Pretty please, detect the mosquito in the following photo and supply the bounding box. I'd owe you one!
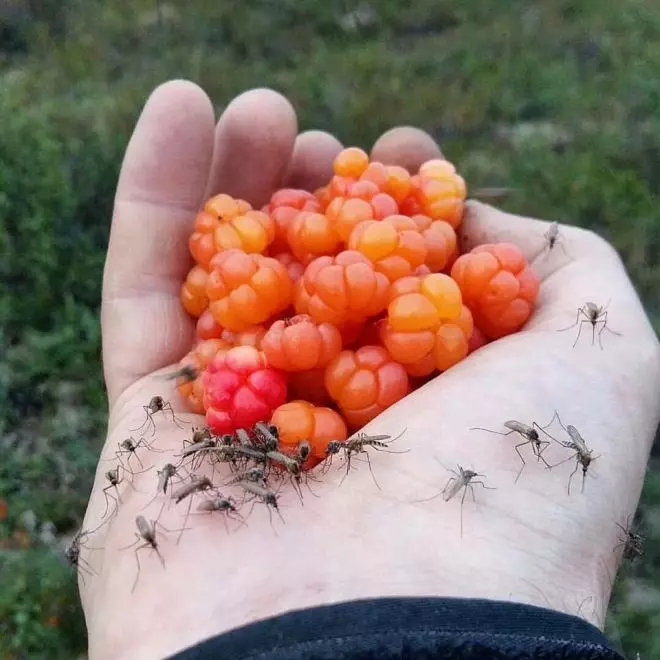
[131,396,184,436]
[331,430,408,489]
[266,450,305,502]
[253,422,279,452]
[171,475,215,542]
[546,417,599,494]
[470,418,554,482]
[196,495,244,532]
[411,462,495,538]
[141,462,188,514]
[102,436,159,475]
[65,528,97,584]
[162,365,198,383]
[98,467,124,523]
[240,481,285,529]
[541,222,570,259]
[558,301,622,350]
[614,516,645,562]
[223,466,267,488]
[119,516,167,593]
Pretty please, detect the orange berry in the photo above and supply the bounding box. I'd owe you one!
[288,211,341,261]
[370,193,399,220]
[325,345,410,428]
[181,265,210,318]
[190,194,275,264]
[349,215,427,282]
[206,249,293,332]
[387,273,463,332]
[328,175,356,199]
[411,160,466,228]
[381,303,472,376]
[177,338,232,413]
[266,189,322,253]
[411,215,457,272]
[271,400,348,466]
[196,309,224,339]
[326,197,374,242]
[348,179,380,200]
[273,252,305,283]
[188,212,218,269]
[220,325,267,350]
[384,166,412,204]
[315,185,332,210]
[261,314,342,371]
[359,161,389,189]
[295,250,390,326]
[333,147,369,178]
[450,243,540,339]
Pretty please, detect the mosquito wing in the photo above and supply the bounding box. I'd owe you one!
[566,425,589,454]
[504,420,533,438]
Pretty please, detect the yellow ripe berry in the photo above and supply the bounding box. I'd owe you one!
[333,147,370,178]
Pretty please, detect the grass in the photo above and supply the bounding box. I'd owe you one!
[0,0,659,656]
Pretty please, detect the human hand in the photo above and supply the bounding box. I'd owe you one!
[82,80,660,660]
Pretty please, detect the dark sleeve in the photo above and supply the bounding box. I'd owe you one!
[167,597,624,659]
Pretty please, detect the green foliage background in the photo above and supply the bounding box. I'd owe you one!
[0,0,658,657]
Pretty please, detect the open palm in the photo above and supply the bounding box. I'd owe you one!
[81,82,660,660]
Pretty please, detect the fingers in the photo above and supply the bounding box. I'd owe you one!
[284,130,343,191]
[103,80,215,407]
[371,126,442,171]
[204,88,298,206]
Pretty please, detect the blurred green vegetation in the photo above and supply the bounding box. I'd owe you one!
[0,0,659,656]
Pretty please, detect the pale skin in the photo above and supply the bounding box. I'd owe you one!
[82,80,660,660]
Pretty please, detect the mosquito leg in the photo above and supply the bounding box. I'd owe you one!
[163,402,185,429]
[131,544,148,593]
[567,461,579,496]
[118,533,143,552]
[470,427,516,436]
[558,307,582,333]
[459,485,468,539]
[573,318,588,348]
[512,442,528,483]
[363,451,382,490]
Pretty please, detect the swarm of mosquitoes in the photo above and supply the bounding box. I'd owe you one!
[66,221,644,597]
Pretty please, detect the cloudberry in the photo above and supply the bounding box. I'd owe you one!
[349,215,427,282]
[387,273,463,332]
[326,197,374,242]
[295,250,390,326]
[288,211,341,262]
[181,265,210,318]
[451,243,540,339]
[271,400,347,467]
[196,309,223,340]
[384,166,412,204]
[189,194,274,267]
[202,345,287,435]
[261,314,342,371]
[325,345,410,428]
[206,249,293,332]
[265,188,322,253]
[381,304,473,377]
[333,147,369,178]
[177,338,232,413]
[411,159,466,228]
[411,215,457,273]
[273,252,305,283]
